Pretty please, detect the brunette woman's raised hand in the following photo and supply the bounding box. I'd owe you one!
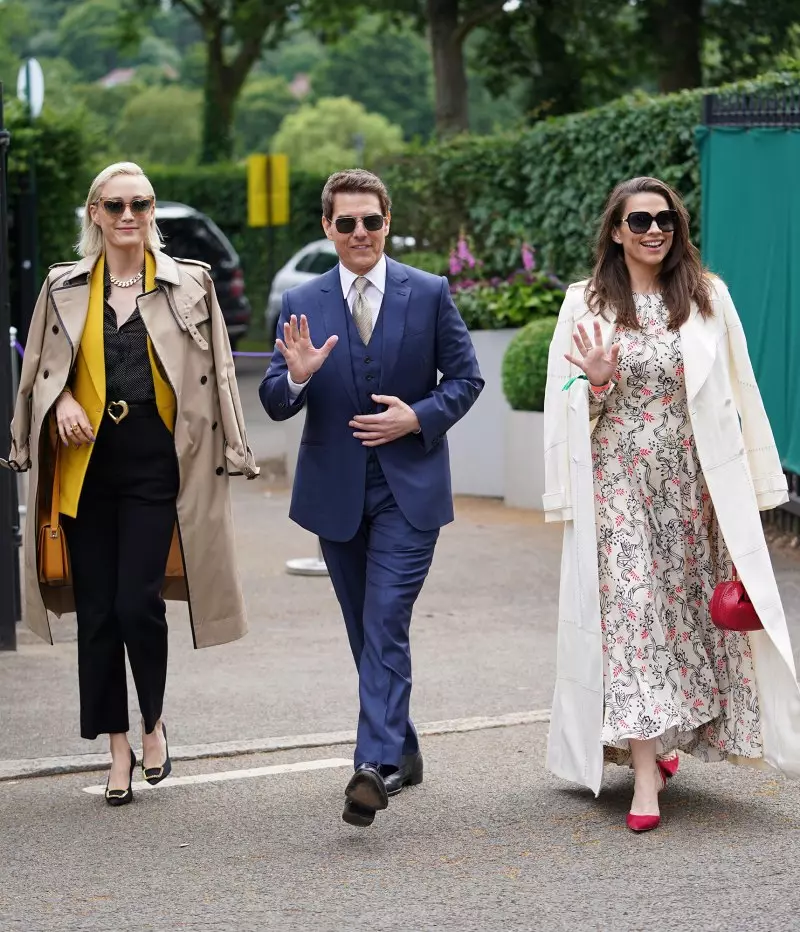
[564,320,621,387]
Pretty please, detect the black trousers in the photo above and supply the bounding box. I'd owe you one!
[63,407,179,740]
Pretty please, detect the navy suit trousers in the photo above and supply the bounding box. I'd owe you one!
[319,454,438,769]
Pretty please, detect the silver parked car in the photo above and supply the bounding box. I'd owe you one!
[264,239,339,340]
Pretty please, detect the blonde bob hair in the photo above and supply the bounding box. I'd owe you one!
[77,161,163,257]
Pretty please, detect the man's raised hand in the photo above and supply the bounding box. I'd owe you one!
[275,314,338,384]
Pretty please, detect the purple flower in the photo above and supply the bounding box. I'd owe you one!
[456,235,477,268]
[449,252,462,276]
[521,242,536,272]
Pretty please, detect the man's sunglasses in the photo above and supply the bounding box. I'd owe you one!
[333,214,385,234]
[622,209,679,235]
[95,197,155,217]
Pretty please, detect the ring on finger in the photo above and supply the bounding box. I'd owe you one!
[70,424,79,432]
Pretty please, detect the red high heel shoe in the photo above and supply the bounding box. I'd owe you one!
[657,754,679,782]
[626,812,660,832]
[626,765,667,832]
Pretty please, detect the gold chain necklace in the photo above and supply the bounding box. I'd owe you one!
[108,269,144,288]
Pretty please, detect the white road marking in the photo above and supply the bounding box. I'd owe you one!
[82,756,352,795]
[1,709,551,782]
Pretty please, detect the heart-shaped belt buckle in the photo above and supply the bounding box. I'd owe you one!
[107,400,129,424]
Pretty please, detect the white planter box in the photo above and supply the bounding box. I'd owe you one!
[448,328,519,498]
[504,410,545,510]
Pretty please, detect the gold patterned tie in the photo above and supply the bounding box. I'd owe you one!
[353,276,373,345]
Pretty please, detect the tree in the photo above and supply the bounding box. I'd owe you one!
[271,97,404,175]
[57,0,132,82]
[114,85,202,166]
[309,16,435,140]
[124,0,291,164]
[233,74,298,157]
[473,0,648,119]
[305,0,512,136]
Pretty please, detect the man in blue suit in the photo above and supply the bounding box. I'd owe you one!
[259,169,483,827]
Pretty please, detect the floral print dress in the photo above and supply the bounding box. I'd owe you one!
[591,293,762,764]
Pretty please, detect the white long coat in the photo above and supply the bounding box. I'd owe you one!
[542,277,800,795]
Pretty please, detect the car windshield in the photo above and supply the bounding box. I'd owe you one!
[158,216,230,265]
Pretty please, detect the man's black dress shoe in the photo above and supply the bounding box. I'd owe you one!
[382,751,424,797]
[342,763,388,826]
[342,799,376,827]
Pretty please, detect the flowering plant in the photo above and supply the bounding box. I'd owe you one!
[446,236,566,330]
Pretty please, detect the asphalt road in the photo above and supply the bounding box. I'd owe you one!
[3,726,800,932]
[3,360,800,931]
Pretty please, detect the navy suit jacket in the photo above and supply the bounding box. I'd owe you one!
[259,257,484,541]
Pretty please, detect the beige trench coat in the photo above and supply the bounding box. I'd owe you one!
[543,277,800,795]
[7,250,259,649]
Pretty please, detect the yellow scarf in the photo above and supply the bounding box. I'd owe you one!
[59,251,176,517]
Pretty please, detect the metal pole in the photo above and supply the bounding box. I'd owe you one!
[0,83,18,649]
[17,65,38,346]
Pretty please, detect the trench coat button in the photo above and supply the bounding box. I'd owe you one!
[724,397,732,406]
[52,325,59,335]
[212,421,218,431]
[43,370,49,379]
[216,466,224,476]
[200,375,208,385]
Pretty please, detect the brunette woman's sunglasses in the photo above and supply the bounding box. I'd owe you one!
[622,210,678,235]
[333,214,385,234]
[96,197,154,217]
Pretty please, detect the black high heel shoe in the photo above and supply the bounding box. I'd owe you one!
[142,723,172,786]
[105,747,136,807]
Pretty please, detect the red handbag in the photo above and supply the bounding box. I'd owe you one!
[710,568,762,633]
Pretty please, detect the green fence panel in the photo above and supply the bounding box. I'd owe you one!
[697,125,800,474]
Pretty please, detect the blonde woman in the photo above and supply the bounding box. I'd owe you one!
[8,162,258,805]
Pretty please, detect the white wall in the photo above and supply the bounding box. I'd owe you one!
[447,329,519,498]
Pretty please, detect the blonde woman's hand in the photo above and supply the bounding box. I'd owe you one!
[55,391,95,448]
[564,320,621,387]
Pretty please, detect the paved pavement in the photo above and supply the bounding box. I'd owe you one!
[3,359,800,931]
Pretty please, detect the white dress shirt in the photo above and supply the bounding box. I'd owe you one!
[287,255,386,396]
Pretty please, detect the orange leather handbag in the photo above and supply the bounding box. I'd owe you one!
[38,444,70,586]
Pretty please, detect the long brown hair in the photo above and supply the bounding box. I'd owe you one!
[586,176,712,329]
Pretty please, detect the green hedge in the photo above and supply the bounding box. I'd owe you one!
[6,102,97,327]
[380,70,800,284]
[501,317,558,412]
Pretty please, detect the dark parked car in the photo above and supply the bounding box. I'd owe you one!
[75,201,251,349]
[156,202,251,349]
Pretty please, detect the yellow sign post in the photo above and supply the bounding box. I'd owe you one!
[247,153,289,228]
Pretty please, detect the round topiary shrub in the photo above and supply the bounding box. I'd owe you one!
[501,316,558,412]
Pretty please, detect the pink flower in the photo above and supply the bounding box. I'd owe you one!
[449,253,462,276]
[521,242,536,272]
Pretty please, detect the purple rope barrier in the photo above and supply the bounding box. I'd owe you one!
[11,338,271,361]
